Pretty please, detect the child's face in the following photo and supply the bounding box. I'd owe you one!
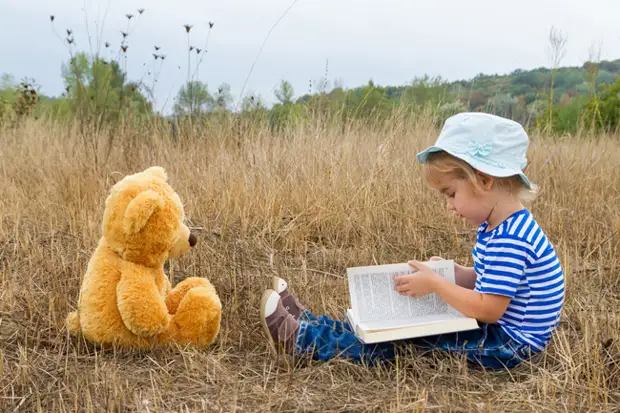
[435,176,493,226]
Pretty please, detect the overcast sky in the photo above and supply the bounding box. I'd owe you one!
[1,0,619,113]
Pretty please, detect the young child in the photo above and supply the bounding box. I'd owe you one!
[260,112,565,370]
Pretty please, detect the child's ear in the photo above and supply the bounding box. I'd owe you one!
[476,171,494,191]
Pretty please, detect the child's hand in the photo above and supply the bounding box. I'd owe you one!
[427,256,476,290]
[393,261,440,298]
[430,255,465,272]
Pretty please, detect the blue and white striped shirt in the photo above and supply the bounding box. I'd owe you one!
[473,209,564,351]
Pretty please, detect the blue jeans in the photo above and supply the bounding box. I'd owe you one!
[295,310,535,370]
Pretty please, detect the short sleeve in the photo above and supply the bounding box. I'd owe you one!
[477,236,529,297]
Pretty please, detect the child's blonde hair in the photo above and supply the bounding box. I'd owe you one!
[422,151,539,203]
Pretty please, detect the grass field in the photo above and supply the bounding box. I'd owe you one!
[1,116,619,412]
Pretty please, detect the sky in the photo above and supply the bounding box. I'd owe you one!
[1,0,619,114]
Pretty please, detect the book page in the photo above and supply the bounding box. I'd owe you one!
[347,261,462,324]
[361,312,464,331]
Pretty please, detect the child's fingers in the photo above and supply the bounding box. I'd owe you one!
[407,260,430,271]
[394,282,410,293]
[393,274,414,283]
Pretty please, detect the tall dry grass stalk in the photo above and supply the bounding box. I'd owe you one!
[0,114,619,412]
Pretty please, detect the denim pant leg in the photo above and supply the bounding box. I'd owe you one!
[296,311,397,363]
[296,311,532,369]
[406,323,532,370]
[299,310,347,329]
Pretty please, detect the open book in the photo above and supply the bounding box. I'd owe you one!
[345,260,479,344]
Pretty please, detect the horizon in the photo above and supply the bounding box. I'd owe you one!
[2,0,620,114]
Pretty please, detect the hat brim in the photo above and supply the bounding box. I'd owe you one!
[417,146,532,189]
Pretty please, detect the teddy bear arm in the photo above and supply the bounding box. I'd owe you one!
[117,273,171,338]
[164,276,172,295]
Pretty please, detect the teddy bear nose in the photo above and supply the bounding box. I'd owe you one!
[188,233,197,247]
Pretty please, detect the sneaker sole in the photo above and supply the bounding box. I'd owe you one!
[260,289,278,358]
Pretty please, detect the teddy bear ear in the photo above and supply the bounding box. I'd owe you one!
[123,190,165,234]
[144,166,167,182]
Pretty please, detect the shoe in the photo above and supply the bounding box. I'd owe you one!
[260,289,300,357]
[271,276,306,320]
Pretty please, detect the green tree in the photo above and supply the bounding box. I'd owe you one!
[341,80,393,121]
[274,80,294,105]
[402,75,451,107]
[596,70,615,87]
[59,52,151,124]
[538,96,586,135]
[487,93,518,118]
[1,74,16,96]
[241,94,265,112]
[213,83,233,111]
[173,81,213,117]
[583,78,620,132]
[0,74,17,125]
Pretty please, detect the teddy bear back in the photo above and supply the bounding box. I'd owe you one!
[102,167,185,267]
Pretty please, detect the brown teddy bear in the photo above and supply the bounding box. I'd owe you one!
[66,166,221,349]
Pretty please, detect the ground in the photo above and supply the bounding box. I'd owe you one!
[1,118,619,412]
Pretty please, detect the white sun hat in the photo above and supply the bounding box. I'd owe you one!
[417,112,532,188]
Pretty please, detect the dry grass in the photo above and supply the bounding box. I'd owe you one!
[0,115,619,412]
